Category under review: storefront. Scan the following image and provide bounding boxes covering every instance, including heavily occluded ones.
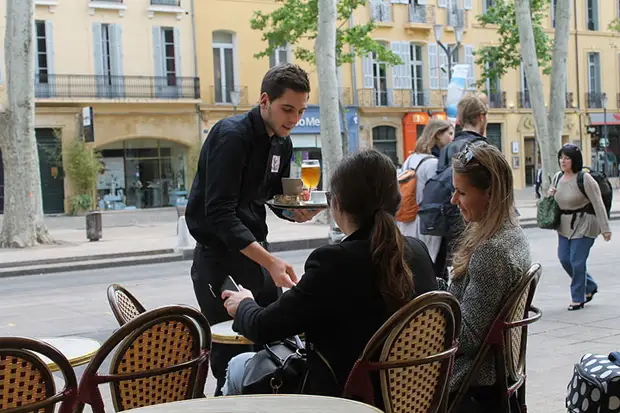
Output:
[402,111,447,157]
[98,139,189,209]
[587,113,620,177]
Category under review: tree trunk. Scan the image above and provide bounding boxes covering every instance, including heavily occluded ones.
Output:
[0,0,53,247]
[515,0,570,192]
[315,0,342,188]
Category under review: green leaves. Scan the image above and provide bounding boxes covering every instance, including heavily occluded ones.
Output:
[474,0,553,88]
[250,0,402,67]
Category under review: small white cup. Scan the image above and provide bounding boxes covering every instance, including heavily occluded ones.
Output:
[310,190,327,204]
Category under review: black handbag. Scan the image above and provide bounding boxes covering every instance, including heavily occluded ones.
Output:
[241,336,309,395]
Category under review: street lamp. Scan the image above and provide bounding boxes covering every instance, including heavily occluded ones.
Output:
[230,88,241,116]
[601,92,609,176]
[433,24,464,82]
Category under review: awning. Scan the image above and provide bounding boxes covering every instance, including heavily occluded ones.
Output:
[588,113,620,125]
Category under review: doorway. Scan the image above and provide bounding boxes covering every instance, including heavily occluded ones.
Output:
[36,128,65,214]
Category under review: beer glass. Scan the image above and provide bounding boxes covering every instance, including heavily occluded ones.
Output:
[301,159,321,192]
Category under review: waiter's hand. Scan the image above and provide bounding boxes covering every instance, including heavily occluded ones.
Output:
[291,208,321,223]
[222,286,254,318]
[266,256,298,288]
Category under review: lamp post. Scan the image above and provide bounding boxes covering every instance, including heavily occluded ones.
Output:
[601,92,609,175]
[230,88,241,116]
[433,24,464,82]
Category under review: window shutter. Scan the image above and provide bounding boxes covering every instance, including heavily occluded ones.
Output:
[464,0,472,10]
[92,23,103,77]
[428,43,438,90]
[111,25,124,77]
[390,42,401,89]
[438,0,447,8]
[381,1,391,20]
[401,42,412,89]
[465,45,475,89]
[362,53,374,88]
[174,27,182,78]
[370,0,380,20]
[45,21,54,75]
[417,0,426,4]
[439,48,448,89]
[152,27,163,78]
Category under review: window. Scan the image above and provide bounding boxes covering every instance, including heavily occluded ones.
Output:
[372,126,398,165]
[212,31,236,103]
[101,24,112,80]
[93,23,124,97]
[520,64,530,108]
[486,62,502,108]
[588,52,602,108]
[36,21,48,83]
[410,44,425,106]
[587,0,599,31]
[483,0,495,13]
[152,26,181,98]
[269,40,290,68]
[486,123,502,151]
[551,0,558,27]
[370,0,391,22]
[372,47,389,106]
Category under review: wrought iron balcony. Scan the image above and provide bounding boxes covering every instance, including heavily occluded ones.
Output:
[34,74,200,99]
[408,4,435,25]
[357,88,438,108]
[586,92,605,109]
[486,91,506,109]
[518,91,531,109]
[151,0,180,5]
[208,85,249,105]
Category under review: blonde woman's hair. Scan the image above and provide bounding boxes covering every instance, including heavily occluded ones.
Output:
[415,119,453,154]
[457,93,488,127]
[451,143,516,279]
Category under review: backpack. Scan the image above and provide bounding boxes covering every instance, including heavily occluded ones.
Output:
[559,167,613,218]
[396,156,434,223]
[418,136,486,237]
[566,352,620,413]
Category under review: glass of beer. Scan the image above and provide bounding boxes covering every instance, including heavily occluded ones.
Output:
[301,159,321,192]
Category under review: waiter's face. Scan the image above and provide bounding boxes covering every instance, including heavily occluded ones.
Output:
[260,89,309,137]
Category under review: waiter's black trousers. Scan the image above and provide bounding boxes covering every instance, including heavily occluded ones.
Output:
[190,244,280,396]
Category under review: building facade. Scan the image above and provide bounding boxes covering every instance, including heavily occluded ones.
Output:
[0,0,201,213]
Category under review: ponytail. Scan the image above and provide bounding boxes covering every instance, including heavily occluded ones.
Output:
[370,210,416,314]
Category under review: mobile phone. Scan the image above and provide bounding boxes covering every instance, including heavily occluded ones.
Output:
[220,275,241,294]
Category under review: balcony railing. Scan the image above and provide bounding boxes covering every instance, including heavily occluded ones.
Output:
[96,0,123,2]
[34,74,200,99]
[518,91,531,109]
[486,91,506,109]
[447,7,466,28]
[208,85,249,105]
[586,92,605,109]
[357,88,439,108]
[408,4,435,25]
[151,0,180,5]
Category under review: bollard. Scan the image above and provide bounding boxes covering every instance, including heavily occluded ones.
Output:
[86,211,102,242]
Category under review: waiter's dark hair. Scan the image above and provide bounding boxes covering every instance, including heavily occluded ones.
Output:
[330,149,415,313]
[558,143,583,173]
[261,63,310,101]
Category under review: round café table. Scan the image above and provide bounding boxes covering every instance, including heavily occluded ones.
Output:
[37,337,101,372]
[210,320,253,345]
[126,394,383,413]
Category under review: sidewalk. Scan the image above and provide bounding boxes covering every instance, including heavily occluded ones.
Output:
[0,187,618,275]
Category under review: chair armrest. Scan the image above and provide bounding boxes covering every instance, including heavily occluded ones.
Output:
[505,305,542,330]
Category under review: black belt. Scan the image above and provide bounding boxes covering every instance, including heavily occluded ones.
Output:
[560,204,594,229]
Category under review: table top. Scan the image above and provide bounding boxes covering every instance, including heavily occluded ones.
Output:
[128,394,383,413]
[37,337,101,372]
[211,320,253,345]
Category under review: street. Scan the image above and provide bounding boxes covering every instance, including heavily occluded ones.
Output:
[1,223,620,412]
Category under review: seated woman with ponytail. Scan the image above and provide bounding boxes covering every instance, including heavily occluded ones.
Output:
[220,149,438,396]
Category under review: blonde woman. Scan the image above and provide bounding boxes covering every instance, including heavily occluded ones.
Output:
[398,119,454,268]
[447,143,532,412]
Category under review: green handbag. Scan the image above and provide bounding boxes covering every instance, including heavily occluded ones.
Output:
[537,173,561,230]
[537,196,561,230]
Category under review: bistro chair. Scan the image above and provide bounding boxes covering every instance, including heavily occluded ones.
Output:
[75,305,211,413]
[0,336,78,413]
[343,291,462,413]
[107,284,147,326]
[448,263,543,413]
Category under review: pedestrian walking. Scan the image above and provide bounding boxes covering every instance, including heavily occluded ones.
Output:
[185,64,319,395]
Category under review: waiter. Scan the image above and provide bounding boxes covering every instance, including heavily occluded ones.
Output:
[185,64,317,395]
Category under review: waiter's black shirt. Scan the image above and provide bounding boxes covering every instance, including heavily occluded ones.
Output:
[185,106,293,251]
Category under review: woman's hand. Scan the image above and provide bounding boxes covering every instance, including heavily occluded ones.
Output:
[222,287,255,318]
[603,232,612,242]
[548,186,557,197]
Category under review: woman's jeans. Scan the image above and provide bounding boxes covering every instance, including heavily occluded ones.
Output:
[558,235,597,303]
[222,352,256,396]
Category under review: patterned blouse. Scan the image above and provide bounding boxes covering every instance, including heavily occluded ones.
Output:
[447,221,532,391]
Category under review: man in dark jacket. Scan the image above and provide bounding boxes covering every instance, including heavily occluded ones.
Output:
[185,64,318,395]
[434,94,488,279]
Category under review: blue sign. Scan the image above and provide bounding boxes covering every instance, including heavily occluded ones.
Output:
[290,105,359,153]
